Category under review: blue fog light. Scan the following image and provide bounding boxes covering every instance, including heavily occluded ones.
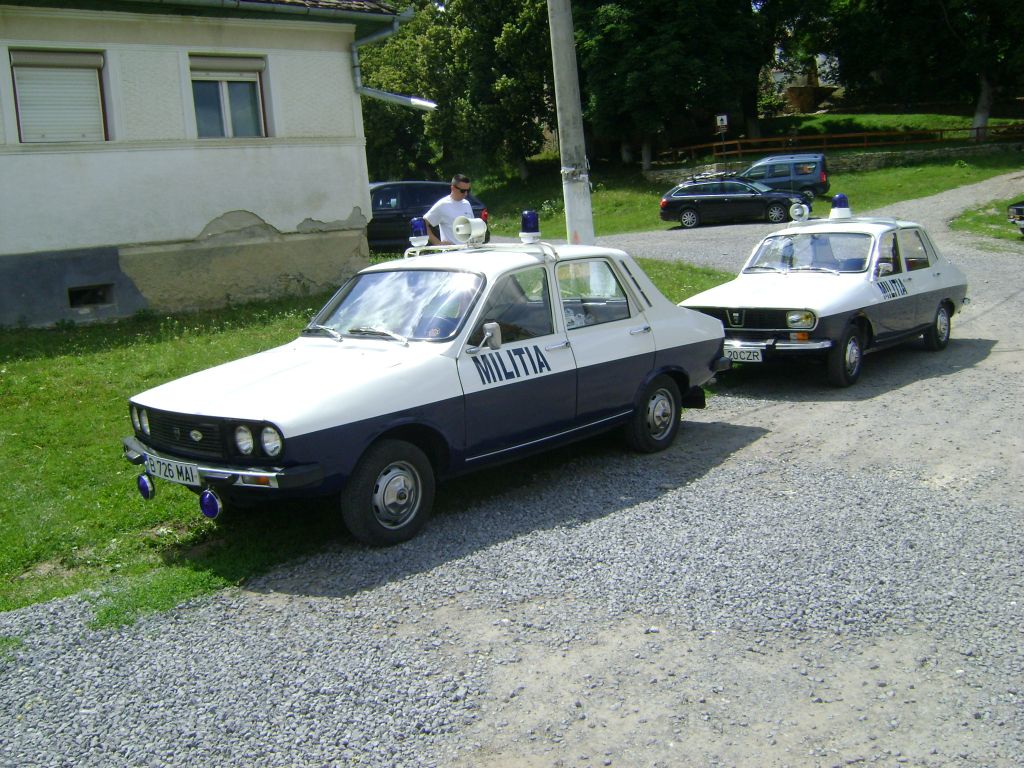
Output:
[199,488,223,519]
[137,473,156,500]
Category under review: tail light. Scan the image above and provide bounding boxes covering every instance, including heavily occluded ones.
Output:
[480,207,489,222]
[660,199,668,209]
[820,170,827,183]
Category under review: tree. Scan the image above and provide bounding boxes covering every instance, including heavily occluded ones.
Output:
[360,0,553,179]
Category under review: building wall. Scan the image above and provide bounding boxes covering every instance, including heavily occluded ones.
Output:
[0,5,374,326]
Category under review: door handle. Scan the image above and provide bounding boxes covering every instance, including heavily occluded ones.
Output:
[629,325,652,335]
[545,340,571,350]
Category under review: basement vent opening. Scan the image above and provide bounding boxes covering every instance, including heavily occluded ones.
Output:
[68,284,114,308]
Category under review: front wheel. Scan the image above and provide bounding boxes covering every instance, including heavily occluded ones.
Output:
[624,375,682,453]
[767,203,788,223]
[827,324,863,387]
[341,439,435,546]
[679,208,700,229]
[922,303,951,351]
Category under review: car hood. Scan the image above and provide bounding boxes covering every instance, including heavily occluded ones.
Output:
[681,272,861,312]
[131,337,448,428]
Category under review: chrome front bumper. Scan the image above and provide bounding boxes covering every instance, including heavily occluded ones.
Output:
[122,435,323,491]
[725,338,832,352]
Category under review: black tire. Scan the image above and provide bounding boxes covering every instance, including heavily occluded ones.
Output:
[800,187,816,202]
[679,208,700,229]
[827,324,863,387]
[624,375,682,453]
[767,203,788,223]
[341,439,435,546]
[922,303,951,351]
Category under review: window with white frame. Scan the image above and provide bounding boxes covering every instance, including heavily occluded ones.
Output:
[10,50,107,143]
[189,55,266,138]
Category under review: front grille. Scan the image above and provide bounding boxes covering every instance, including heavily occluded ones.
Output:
[145,409,226,460]
[691,307,791,330]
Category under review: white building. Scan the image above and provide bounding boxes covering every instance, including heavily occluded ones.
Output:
[0,0,400,326]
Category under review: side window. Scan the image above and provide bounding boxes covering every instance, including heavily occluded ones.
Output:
[721,182,748,194]
[407,185,442,209]
[190,55,266,138]
[878,233,903,275]
[768,163,790,178]
[744,165,766,180]
[898,229,931,271]
[470,266,553,344]
[10,50,107,143]
[794,162,816,176]
[557,260,631,329]
[371,187,398,212]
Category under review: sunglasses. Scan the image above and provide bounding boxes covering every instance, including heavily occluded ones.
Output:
[453,186,471,194]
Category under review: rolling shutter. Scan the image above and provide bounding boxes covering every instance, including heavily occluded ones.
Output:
[11,51,106,143]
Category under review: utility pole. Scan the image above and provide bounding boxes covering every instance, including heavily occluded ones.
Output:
[546,0,594,244]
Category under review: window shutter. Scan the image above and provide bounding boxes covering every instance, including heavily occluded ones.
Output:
[13,67,105,142]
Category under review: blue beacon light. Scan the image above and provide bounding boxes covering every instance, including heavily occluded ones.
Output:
[409,217,430,247]
[519,210,540,243]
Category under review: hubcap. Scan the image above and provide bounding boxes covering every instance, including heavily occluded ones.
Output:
[646,388,675,440]
[936,308,950,340]
[371,462,421,529]
[845,337,861,374]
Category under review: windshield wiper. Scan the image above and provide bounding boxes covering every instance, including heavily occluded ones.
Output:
[745,264,783,272]
[348,326,409,345]
[303,323,343,341]
[789,265,839,274]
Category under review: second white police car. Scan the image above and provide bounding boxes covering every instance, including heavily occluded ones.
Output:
[123,215,729,545]
[681,195,969,387]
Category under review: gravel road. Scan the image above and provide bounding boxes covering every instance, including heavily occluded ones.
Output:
[2,170,1023,768]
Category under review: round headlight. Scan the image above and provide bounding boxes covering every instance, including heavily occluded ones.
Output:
[235,425,254,455]
[139,408,150,435]
[261,426,283,458]
[786,310,816,329]
[130,405,140,432]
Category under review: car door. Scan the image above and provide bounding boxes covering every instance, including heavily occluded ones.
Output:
[870,231,916,340]
[719,181,762,221]
[897,227,943,327]
[369,185,407,244]
[458,265,576,462]
[555,258,656,423]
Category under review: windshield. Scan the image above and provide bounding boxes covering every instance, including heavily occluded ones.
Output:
[745,232,872,273]
[309,269,484,341]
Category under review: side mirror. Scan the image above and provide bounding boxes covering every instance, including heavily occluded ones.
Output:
[876,262,894,278]
[467,321,502,354]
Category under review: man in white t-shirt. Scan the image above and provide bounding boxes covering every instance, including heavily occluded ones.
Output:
[424,174,474,245]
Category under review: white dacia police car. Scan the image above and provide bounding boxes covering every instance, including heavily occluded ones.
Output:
[681,195,969,387]
[123,216,728,545]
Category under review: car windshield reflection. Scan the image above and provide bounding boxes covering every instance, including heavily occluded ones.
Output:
[313,269,484,341]
[745,232,871,273]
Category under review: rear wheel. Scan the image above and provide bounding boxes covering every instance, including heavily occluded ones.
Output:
[827,324,863,387]
[766,203,787,223]
[341,439,434,546]
[922,303,951,351]
[800,187,816,202]
[679,209,700,229]
[624,375,682,452]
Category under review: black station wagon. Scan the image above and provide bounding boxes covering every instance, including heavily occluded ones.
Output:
[659,179,808,229]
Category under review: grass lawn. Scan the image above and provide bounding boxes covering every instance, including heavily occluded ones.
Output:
[2,145,1021,627]
[949,195,1024,243]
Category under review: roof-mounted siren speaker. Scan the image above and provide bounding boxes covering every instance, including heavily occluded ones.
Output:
[452,216,488,244]
[789,202,810,222]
